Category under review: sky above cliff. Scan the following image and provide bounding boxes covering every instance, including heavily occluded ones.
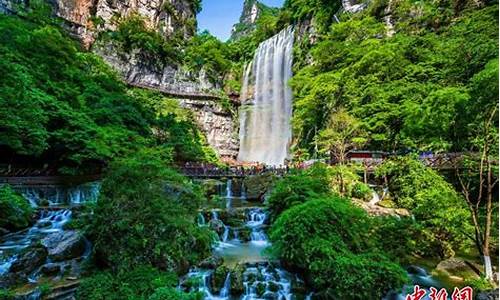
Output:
[197,0,284,41]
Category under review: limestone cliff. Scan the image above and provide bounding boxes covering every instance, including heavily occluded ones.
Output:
[0,0,197,47]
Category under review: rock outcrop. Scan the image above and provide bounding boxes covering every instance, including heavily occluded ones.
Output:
[230,0,278,41]
[42,230,87,261]
[0,0,196,47]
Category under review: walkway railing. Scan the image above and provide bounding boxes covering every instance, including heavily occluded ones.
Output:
[179,165,291,178]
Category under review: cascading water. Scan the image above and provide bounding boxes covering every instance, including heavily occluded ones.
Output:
[0,209,73,278]
[247,208,268,246]
[238,26,294,166]
[17,181,101,207]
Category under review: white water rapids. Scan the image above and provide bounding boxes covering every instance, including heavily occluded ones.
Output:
[238,26,294,166]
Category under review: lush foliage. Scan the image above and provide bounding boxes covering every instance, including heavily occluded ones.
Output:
[0,12,220,173]
[269,197,408,299]
[76,265,200,300]
[0,14,156,172]
[377,157,473,257]
[184,31,232,85]
[0,185,33,230]
[89,150,214,272]
[266,163,331,220]
[290,2,498,157]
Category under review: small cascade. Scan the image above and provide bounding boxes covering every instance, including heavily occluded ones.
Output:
[241,181,247,199]
[183,269,214,298]
[241,265,293,300]
[221,226,229,243]
[197,213,206,226]
[369,191,381,205]
[247,208,269,246]
[225,179,233,199]
[17,181,101,207]
[219,272,231,298]
[0,209,72,276]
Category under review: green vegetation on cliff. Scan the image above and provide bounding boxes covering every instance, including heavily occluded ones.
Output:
[0,10,219,173]
[288,2,498,157]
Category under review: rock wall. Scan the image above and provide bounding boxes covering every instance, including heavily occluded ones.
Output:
[179,99,239,159]
[0,0,196,47]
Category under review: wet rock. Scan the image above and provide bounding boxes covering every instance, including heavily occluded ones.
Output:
[407,265,428,276]
[231,263,246,294]
[243,174,277,201]
[201,179,224,198]
[42,230,86,261]
[476,289,499,300]
[10,246,47,275]
[0,273,18,289]
[212,265,229,294]
[0,227,9,236]
[436,258,480,281]
[41,263,61,276]
[209,219,226,236]
[198,256,223,269]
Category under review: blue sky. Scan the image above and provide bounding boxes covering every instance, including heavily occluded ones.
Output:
[197,0,285,41]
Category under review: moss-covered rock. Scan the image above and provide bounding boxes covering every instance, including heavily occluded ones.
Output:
[212,265,230,294]
[243,174,277,201]
[230,263,246,294]
[0,185,33,231]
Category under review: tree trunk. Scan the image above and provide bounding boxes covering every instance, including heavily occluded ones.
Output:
[483,161,494,279]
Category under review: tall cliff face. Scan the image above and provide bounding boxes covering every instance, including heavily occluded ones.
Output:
[1,0,239,160]
[0,0,197,47]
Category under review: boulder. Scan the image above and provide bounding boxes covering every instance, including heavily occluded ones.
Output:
[230,263,246,295]
[243,174,276,201]
[40,263,61,276]
[10,246,47,275]
[198,255,224,269]
[476,289,499,300]
[42,230,86,261]
[436,258,480,281]
[208,219,226,236]
[211,265,229,294]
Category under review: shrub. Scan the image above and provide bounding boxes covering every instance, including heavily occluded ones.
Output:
[76,266,185,300]
[351,182,372,201]
[269,197,408,298]
[376,157,473,258]
[89,150,214,272]
[148,287,201,300]
[0,185,33,230]
[266,163,331,221]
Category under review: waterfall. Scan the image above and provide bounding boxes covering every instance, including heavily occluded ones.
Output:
[238,26,294,166]
[17,182,101,207]
[219,273,231,298]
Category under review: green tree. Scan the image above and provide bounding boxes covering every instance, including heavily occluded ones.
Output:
[89,149,214,272]
[316,109,367,164]
[377,157,473,258]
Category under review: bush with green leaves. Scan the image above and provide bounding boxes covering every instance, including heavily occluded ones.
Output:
[266,163,331,221]
[89,149,214,272]
[0,185,33,230]
[351,182,372,201]
[76,265,198,300]
[269,197,408,299]
[376,156,473,258]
